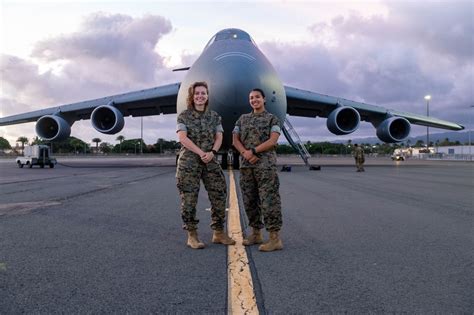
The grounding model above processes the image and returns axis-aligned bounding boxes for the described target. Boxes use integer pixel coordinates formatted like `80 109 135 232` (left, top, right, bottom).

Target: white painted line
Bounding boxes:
227 169 259 315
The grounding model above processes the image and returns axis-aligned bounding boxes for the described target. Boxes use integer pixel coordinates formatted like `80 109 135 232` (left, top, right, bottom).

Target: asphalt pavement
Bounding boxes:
0 156 472 313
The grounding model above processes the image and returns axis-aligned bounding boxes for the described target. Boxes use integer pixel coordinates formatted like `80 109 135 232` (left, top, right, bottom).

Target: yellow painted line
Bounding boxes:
227 169 259 315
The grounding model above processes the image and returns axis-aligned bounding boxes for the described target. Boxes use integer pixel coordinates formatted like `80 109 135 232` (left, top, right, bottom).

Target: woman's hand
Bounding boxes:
201 151 214 164
242 149 259 164
248 155 260 164
242 149 253 161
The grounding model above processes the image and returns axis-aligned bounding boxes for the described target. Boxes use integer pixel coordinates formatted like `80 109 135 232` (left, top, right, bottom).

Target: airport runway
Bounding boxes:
0 156 472 313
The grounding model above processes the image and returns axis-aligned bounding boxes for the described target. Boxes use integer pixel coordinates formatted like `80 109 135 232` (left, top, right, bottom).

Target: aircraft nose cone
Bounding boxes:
210 59 258 116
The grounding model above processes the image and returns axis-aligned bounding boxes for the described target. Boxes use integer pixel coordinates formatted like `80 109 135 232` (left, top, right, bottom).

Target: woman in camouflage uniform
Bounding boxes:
232 88 283 252
176 81 235 249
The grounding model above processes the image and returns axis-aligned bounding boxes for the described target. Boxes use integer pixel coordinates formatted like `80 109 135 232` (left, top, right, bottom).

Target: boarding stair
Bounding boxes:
282 118 320 170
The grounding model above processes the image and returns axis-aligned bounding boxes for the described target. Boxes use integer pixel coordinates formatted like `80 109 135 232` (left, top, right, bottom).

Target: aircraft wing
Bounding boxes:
285 86 464 131
0 83 180 126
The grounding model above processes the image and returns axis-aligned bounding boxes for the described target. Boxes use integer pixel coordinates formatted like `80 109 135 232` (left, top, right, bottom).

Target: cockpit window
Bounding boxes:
204 29 255 49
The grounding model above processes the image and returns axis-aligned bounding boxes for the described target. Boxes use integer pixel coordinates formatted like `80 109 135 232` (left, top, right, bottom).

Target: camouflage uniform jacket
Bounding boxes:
233 110 281 169
177 109 224 164
353 146 365 161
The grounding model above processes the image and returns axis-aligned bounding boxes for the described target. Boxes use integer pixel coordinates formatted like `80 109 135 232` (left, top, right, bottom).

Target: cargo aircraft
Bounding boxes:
0 28 464 166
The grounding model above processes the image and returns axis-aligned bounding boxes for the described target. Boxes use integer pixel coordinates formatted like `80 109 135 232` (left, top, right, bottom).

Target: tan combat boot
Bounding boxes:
258 231 283 252
242 228 263 246
187 230 205 249
212 230 236 245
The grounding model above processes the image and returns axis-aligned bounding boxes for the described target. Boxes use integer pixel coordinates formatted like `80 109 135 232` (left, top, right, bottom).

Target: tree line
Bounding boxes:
0 136 179 155
0 135 466 155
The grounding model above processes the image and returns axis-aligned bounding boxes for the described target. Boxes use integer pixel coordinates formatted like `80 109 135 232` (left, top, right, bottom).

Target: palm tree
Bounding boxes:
92 138 102 154
100 142 112 154
31 136 45 145
116 135 125 153
17 136 29 154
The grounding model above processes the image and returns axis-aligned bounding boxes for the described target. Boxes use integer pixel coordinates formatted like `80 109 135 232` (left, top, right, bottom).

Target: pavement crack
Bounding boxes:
53 170 175 202
0 201 62 217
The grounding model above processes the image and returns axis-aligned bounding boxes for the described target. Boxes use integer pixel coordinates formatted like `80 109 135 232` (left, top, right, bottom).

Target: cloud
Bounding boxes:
1 13 181 145
0 55 57 107
1 4 471 146
259 0 472 140
260 41 349 96
31 13 173 86
384 2 473 62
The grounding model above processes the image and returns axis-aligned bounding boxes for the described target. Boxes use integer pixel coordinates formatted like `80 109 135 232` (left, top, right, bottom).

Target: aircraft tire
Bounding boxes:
232 152 240 169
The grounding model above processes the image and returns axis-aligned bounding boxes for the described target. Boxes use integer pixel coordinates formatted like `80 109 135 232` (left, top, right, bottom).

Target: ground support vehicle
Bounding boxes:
16 145 57 168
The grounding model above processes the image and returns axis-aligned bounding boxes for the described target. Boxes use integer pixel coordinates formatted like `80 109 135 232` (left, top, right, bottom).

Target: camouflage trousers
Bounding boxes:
176 160 227 231
239 167 282 232
355 158 365 171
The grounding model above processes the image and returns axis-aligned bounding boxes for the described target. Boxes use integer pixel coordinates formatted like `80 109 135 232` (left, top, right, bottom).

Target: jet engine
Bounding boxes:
35 115 71 141
376 117 411 143
326 106 360 135
91 105 124 134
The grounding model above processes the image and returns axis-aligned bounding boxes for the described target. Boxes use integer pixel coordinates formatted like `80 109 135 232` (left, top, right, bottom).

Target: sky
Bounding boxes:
1 0 473 147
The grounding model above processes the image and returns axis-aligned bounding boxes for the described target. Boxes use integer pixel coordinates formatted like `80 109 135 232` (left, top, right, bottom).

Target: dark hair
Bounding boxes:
187 81 209 110
250 88 265 98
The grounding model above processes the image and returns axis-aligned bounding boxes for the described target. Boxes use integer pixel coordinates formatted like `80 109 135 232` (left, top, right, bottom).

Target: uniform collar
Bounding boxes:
251 110 267 116
192 108 208 118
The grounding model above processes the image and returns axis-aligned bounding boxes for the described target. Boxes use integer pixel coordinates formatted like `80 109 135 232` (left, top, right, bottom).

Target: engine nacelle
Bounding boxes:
36 115 71 141
326 106 360 135
91 105 124 134
376 117 411 143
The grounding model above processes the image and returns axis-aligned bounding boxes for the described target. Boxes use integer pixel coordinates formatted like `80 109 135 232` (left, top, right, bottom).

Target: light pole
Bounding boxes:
140 117 143 154
424 95 431 151
470 105 473 161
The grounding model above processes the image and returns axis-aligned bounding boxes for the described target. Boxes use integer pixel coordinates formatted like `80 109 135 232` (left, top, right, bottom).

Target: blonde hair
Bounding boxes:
186 81 209 110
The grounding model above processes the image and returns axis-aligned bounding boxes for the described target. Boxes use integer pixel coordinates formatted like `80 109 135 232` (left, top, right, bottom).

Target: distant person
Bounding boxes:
232 88 283 252
353 143 365 172
176 81 235 249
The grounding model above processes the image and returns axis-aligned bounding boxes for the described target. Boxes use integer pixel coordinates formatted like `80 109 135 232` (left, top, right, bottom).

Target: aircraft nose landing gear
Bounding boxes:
221 149 240 170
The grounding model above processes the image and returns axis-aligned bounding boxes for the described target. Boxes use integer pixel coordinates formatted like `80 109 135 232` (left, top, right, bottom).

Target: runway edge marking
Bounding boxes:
227 169 259 315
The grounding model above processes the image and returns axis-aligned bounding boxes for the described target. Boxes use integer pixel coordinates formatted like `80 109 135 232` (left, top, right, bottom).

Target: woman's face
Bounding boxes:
249 90 265 112
193 86 208 111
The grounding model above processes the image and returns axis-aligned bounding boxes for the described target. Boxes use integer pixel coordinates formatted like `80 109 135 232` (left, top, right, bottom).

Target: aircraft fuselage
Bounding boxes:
176 29 287 151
